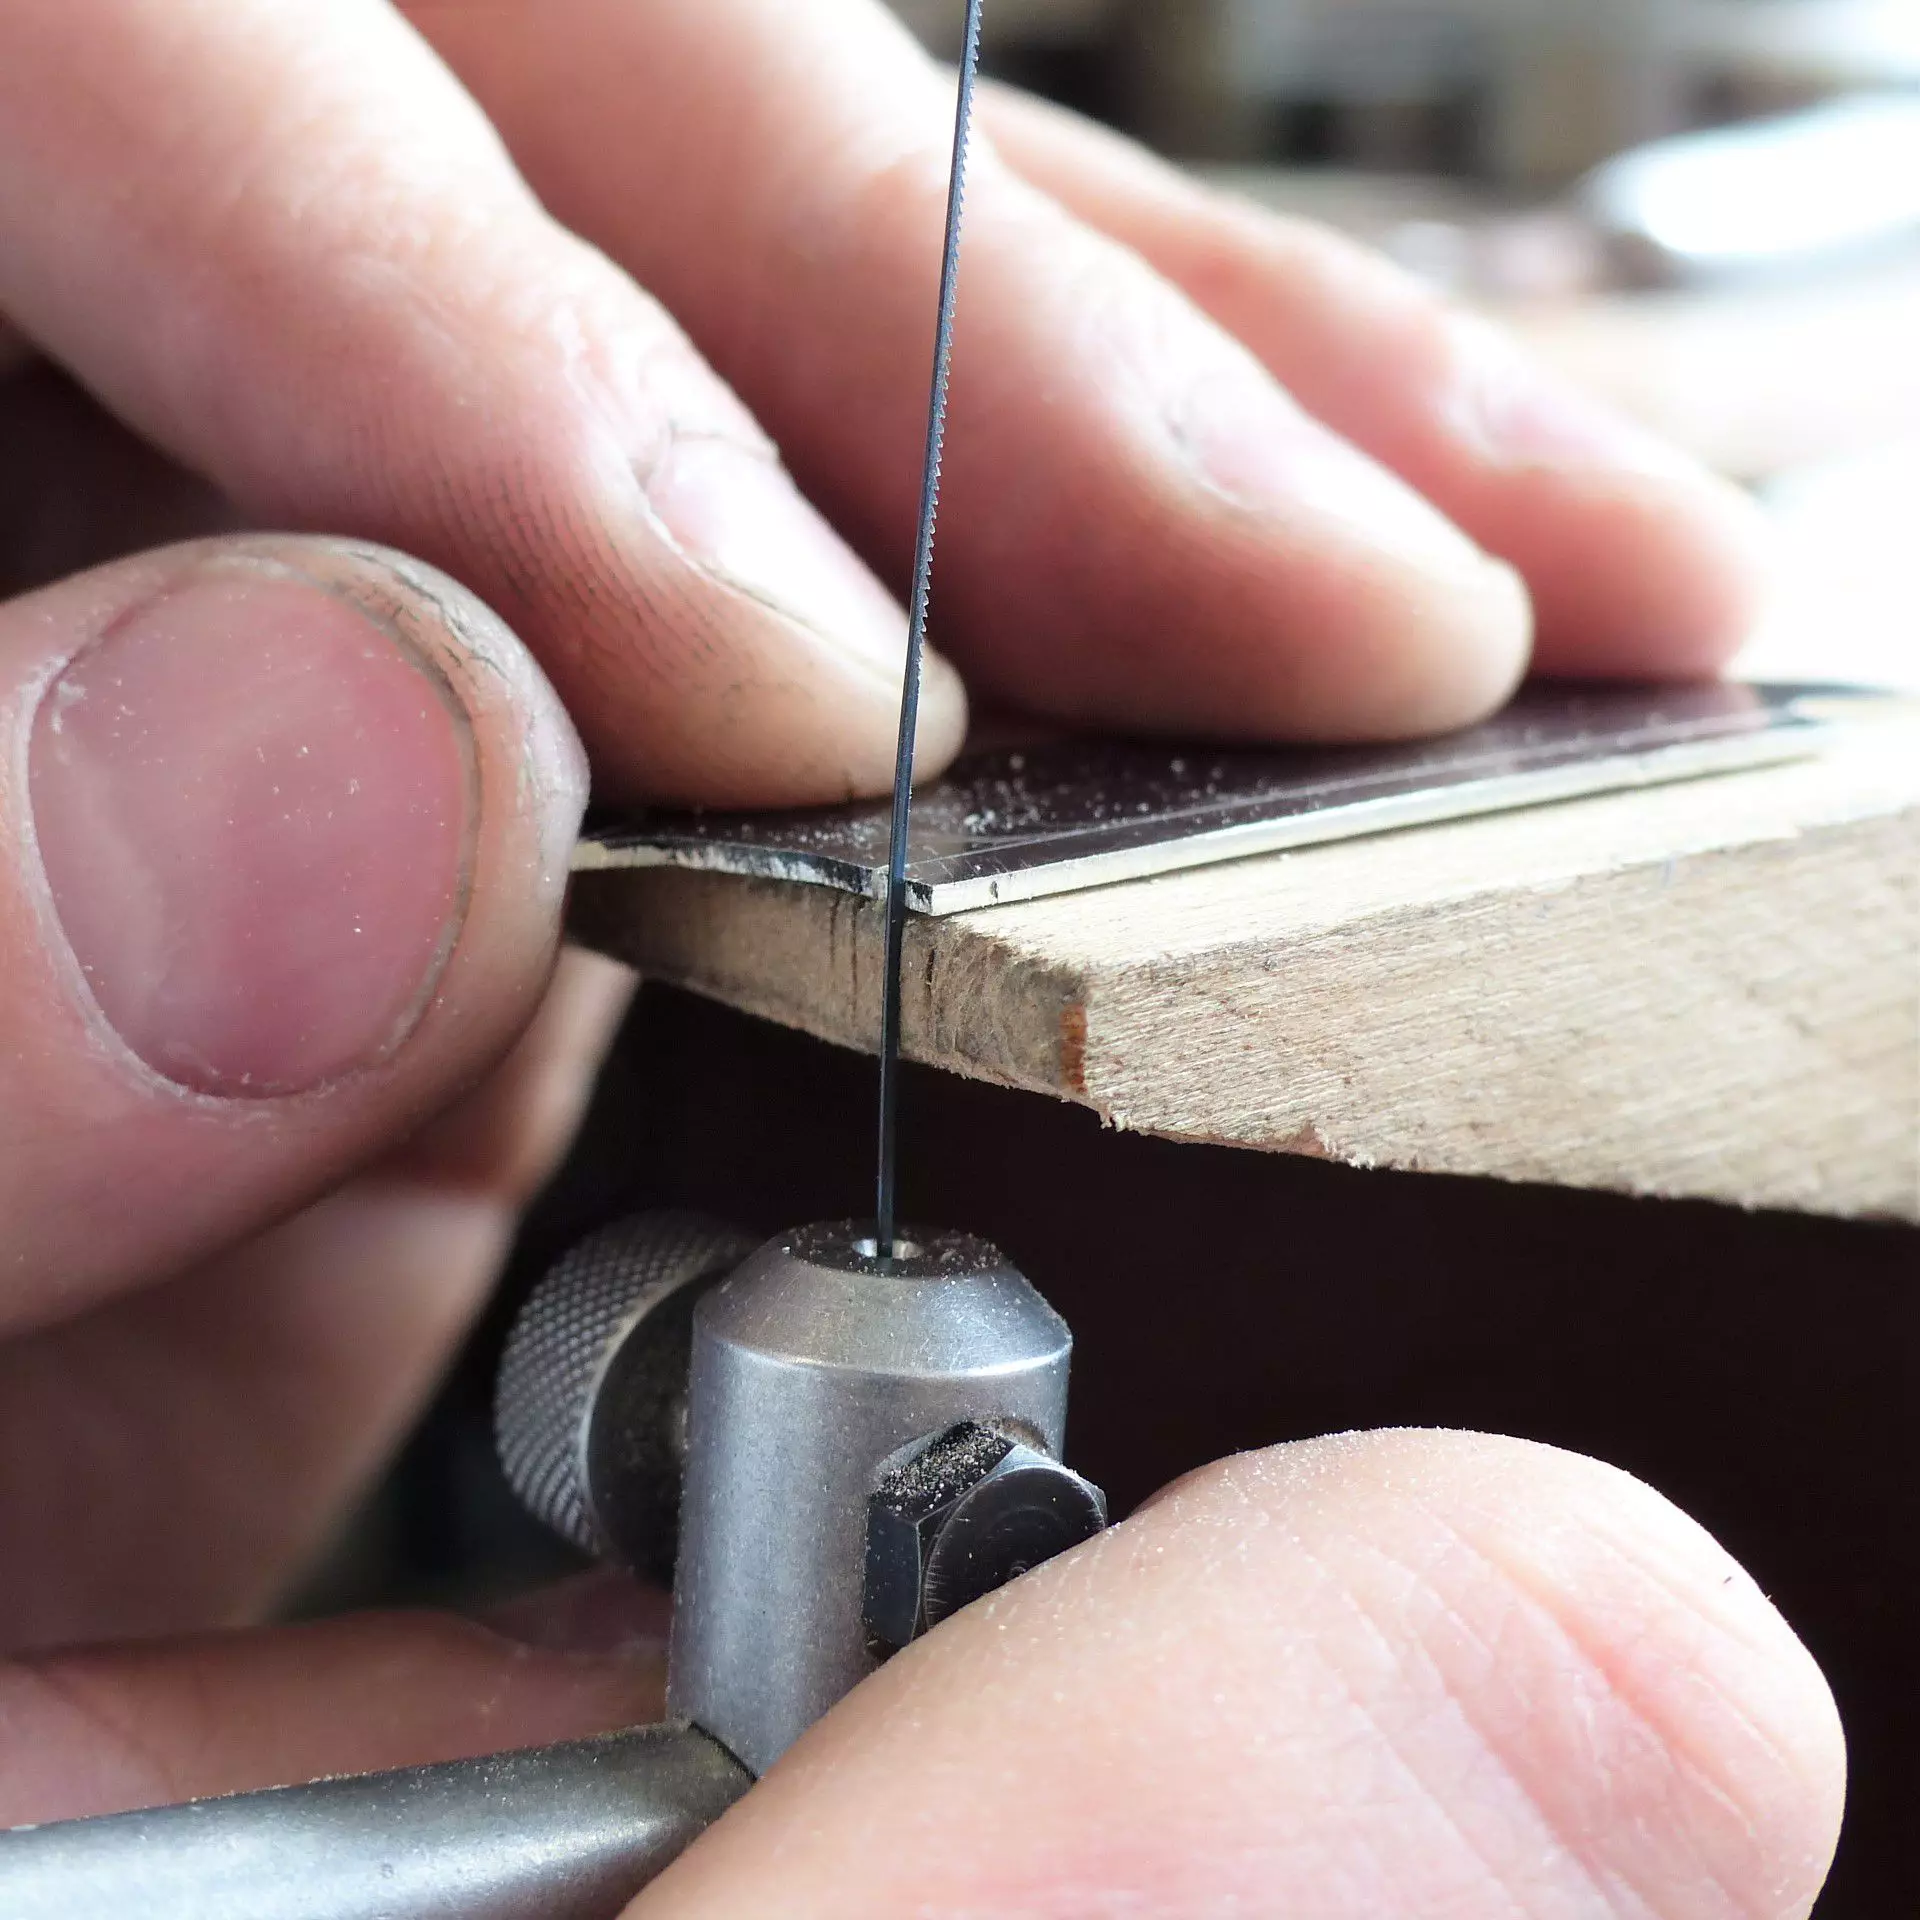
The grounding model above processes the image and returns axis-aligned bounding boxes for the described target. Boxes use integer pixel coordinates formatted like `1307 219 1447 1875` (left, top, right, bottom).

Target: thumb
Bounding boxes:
643 1432 1844 1920
1 534 585 1332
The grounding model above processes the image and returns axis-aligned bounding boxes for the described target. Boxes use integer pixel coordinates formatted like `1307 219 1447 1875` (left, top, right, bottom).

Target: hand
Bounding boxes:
0 548 1846 1918
0 546 1846 1914
0 1 1767 813
0 2 1833 1912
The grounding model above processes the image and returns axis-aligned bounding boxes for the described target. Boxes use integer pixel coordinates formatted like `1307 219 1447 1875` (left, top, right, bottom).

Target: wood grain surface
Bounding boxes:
571 713 1920 1221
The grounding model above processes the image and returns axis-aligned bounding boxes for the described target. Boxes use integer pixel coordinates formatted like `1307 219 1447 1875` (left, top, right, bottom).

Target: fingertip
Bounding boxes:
1172 359 1538 739
623 425 940 803
1526 466 1775 680
1112 477 1536 748
1438 316 1774 677
1173 1431 1848 1917
1317 548 1534 742
1439 1431 1849 1900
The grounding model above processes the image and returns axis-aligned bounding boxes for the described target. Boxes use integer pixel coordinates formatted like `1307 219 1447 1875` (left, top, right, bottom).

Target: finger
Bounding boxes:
980 87 1771 678
411 0 1531 743
645 1432 1844 1920
0 949 635 1652
0 534 584 1334
0 0 959 806
0 1598 666 1825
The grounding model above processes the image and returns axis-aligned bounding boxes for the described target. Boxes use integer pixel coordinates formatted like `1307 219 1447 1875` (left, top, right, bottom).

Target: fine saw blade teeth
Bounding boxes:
875 0 987 1258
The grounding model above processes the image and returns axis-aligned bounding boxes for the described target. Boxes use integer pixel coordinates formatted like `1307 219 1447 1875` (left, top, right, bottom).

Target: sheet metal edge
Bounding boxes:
571 718 1835 915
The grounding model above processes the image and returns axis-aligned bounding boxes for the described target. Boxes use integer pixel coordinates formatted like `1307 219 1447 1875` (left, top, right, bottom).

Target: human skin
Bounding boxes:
0 3 1842 1914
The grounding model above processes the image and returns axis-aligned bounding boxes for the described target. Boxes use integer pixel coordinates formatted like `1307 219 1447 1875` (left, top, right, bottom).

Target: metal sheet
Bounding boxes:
576 682 1891 918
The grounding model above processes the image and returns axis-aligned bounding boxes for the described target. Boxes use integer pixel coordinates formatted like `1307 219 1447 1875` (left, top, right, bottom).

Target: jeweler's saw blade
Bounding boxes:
575 681 1895 917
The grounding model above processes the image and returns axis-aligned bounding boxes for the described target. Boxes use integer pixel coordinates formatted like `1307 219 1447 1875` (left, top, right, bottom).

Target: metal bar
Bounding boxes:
0 1724 750 1920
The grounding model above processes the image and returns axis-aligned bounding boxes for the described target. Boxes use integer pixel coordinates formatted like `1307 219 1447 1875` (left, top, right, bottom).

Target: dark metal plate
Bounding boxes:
576 682 1888 917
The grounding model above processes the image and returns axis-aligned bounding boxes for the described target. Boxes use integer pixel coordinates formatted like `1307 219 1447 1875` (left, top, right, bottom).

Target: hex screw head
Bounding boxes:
865 1421 1107 1650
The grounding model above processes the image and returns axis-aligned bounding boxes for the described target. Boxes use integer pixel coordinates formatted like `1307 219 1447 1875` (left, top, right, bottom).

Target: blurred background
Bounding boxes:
894 0 1920 177
307 7 1918 1914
